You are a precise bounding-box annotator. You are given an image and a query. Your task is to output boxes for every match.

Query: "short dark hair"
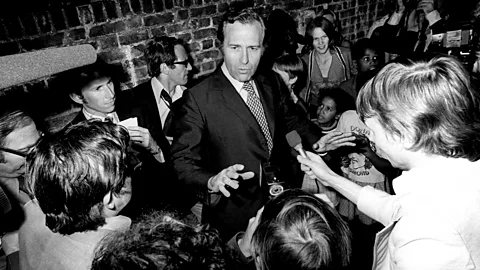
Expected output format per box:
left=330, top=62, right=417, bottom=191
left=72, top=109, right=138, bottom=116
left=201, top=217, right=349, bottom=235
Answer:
left=305, top=16, right=337, bottom=50
left=26, top=119, right=131, bottom=235
left=0, top=95, right=35, bottom=162
left=314, top=88, right=355, bottom=118
left=67, top=61, right=114, bottom=97
left=145, top=36, right=184, bottom=78
left=358, top=55, right=480, bottom=160
left=273, top=54, right=307, bottom=95
left=92, top=211, right=232, bottom=270
left=217, top=7, right=266, bottom=47
left=351, top=38, right=382, bottom=61
left=252, top=189, right=352, bottom=270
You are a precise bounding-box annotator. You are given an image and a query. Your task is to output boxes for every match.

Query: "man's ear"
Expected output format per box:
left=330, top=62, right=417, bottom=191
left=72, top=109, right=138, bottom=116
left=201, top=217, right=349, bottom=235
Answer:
left=102, top=191, right=116, bottom=211
left=289, top=76, right=298, bottom=86
left=160, top=63, right=170, bottom=75
left=69, top=93, right=84, bottom=105
left=335, top=114, right=341, bottom=120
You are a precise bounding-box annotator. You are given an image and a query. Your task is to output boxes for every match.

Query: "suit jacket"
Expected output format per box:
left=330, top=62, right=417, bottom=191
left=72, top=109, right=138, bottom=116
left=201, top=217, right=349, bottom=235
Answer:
left=116, top=81, right=172, bottom=161
left=171, top=68, right=321, bottom=240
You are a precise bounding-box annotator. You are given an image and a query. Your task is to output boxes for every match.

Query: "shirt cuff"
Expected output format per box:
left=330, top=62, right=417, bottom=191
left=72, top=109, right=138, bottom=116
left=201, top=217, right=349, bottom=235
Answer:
left=426, top=10, right=441, bottom=26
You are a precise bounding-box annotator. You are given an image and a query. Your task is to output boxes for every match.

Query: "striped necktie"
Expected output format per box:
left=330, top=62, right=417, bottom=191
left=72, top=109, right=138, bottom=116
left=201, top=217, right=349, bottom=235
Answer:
left=243, top=81, right=273, bottom=153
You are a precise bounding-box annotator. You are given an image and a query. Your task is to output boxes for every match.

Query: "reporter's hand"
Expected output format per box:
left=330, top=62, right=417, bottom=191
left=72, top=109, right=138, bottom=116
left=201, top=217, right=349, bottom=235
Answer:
left=297, top=151, right=339, bottom=186
left=238, top=206, right=264, bottom=258
left=313, top=131, right=355, bottom=153
left=208, top=164, right=254, bottom=197
left=127, top=126, right=156, bottom=151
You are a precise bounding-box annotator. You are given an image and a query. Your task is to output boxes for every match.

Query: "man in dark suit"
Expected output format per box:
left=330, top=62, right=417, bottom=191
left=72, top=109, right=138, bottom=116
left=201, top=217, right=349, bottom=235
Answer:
left=117, top=36, right=192, bottom=163
left=171, top=8, right=324, bottom=240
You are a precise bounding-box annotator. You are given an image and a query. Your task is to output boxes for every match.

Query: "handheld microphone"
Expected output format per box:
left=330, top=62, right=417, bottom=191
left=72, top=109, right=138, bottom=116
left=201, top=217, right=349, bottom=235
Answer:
left=286, top=130, right=309, bottom=159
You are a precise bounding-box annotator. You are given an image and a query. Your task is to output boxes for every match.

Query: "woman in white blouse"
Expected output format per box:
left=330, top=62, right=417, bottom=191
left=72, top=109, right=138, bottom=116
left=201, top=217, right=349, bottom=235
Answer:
left=299, top=55, right=480, bottom=269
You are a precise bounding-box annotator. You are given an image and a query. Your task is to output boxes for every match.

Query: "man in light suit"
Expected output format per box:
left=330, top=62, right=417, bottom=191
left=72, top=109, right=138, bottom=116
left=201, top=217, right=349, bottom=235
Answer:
left=171, top=8, right=325, bottom=240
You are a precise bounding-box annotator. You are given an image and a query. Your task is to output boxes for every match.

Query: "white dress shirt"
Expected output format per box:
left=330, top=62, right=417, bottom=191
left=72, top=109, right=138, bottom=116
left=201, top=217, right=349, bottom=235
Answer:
left=150, top=77, right=185, bottom=129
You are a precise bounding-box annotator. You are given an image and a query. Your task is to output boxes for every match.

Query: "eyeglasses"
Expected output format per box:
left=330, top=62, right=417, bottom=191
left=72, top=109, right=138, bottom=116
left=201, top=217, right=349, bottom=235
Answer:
left=0, top=132, right=44, bottom=158
left=173, top=59, right=190, bottom=67
left=361, top=56, right=380, bottom=62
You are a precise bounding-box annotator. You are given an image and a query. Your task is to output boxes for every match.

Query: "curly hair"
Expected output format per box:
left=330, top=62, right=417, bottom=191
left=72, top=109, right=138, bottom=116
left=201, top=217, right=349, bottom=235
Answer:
left=92, top=211, right=233, bottom=270
left=26, top=119, right=131, bottom=235
left=252, top=189, right=352, bottom=270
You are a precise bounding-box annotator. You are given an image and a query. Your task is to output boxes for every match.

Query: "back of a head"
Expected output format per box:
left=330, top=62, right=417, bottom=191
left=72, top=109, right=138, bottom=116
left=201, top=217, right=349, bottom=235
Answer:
left=26, top=119, right=131, bottom=235
left=92, top=211, right=232, bottom=270
left=357, top=55, right=480, bottom=161
left=273, top=54, right=307, bottom=93
left=252, top=189, right=351, bottom=270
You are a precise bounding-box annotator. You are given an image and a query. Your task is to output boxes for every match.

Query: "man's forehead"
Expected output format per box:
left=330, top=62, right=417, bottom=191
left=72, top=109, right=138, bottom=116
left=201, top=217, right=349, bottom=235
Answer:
left=224, top=21, right=264, bottom=44
left=174, top=44, right=188, bottom=60
left=83, top=76, right=111, bottom=92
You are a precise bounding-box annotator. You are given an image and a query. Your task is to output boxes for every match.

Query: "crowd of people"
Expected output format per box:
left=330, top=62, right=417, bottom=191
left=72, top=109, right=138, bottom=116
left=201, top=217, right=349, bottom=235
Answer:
left=1, top=1, right=480, bottom=269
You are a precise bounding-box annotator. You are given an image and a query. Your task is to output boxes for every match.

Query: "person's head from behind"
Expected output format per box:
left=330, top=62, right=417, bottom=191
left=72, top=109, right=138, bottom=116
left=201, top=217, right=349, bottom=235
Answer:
left=68, top=62, right=116, bottom=118
left=145, top=36, right=192, bottom=87
left=252, top=189, right=351, bottom=270
left=0, top=96, right=41, bottom=179
left=316, top=89, right=354, bottom=128
left=305, top=16, right=337, bottom=54
left=26, top=119, right=132, bottom=235
left=353, top=38, right=384, bottom=74
left=357, top=55, right=480, bottom=169
left=92, top=211, right=231, bottom=270
left=218, top=7, right=265, bottom=82
left=272, top=54, right=306, bottom=94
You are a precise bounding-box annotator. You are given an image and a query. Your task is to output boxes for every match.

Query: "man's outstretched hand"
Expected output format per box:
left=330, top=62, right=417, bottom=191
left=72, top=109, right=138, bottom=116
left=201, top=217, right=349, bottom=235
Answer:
left=207, top=164, right=254, bottom=197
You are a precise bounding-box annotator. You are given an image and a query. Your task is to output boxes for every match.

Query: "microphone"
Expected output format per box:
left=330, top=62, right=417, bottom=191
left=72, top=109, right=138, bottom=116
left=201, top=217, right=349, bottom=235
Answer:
left=286, top=130, right=309, bottom=159
left=0, top=44, right=97, bottom=89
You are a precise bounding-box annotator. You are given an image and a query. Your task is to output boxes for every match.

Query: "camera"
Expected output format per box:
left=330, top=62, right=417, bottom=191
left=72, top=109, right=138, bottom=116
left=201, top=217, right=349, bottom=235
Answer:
left=353, top=133, right=369, bottom=148
left=261, top=162, right=285, bottom=197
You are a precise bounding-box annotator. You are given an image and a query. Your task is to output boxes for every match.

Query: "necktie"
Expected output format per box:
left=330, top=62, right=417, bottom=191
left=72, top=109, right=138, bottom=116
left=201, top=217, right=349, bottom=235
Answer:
left=243, top=81, right=273, bottom=153
left=415, top=19, right=429, bottom=53
left=161, top=90, right=173, bottom=109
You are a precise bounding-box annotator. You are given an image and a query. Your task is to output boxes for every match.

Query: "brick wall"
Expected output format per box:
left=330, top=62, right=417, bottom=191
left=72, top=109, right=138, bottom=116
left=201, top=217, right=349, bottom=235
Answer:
left=0, top=0, right=389, bottom=94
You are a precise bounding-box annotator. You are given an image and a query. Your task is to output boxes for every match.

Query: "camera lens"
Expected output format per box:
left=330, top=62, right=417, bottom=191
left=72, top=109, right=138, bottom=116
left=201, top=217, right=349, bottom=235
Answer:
left=269, top=184, right=284, bottom=196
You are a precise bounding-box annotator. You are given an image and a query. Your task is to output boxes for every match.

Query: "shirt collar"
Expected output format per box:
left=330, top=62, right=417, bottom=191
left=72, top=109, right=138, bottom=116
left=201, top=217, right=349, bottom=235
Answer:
left=82, top=108, right=118, bottom=122
left=99, top=215, right=132, bottom=232
left=151, top=77, right=186, bottom=103
left=221, top=63, right=248, bottom=93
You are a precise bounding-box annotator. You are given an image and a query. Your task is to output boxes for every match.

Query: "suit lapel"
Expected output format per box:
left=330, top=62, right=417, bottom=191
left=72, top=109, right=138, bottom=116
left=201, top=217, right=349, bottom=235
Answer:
left=215, top=71, right=264, bottom=138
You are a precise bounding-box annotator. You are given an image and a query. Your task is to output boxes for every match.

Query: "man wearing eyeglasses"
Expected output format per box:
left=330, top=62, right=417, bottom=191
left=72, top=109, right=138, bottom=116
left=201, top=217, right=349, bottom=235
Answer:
left=120, top=36, right=193, bottom=163
left=115, top=37, right=196, bottom=216
left=0, top=96, right=42, bottom=269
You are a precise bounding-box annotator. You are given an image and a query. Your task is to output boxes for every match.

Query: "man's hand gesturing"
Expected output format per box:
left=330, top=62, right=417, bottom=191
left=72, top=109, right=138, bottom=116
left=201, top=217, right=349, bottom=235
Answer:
left=208, top=164, right=254, bottom=197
